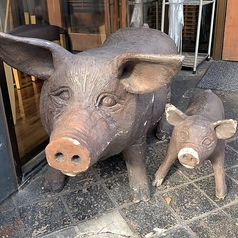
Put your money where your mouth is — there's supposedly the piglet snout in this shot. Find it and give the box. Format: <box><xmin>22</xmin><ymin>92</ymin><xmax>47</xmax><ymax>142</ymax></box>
<box><xmin>178</xmin><ymin>147</ymin><xmax>199</xmax><ymax>169</ymax></box>
<box><xmin>45</xmin><ymin>137</ymin><xmax>90</xmax><ymax>176</ymax></box>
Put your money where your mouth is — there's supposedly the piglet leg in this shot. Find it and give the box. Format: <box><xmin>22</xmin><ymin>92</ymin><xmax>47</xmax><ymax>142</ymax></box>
<box><xmin>122</xmin><ymin>138</ymin><xmax>150</xmax><ymax>203</ymax></box>
<box><xmin>42</xmin><ymin>166</ymin><xmax>66</xmax><ymax>192</ymax></box>
<box><xmin>209</xmin><ymin>140</ymin><xmax>227</xmax><ymax>200</ymax></box>
<box><xmin>152</xmin><ymin>138</ymin><xmax>177</xmax><ymax>186</ymax></box>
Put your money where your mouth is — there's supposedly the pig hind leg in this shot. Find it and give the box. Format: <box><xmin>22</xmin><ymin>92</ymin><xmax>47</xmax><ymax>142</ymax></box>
<box><xmin>122</xmin><ymin>139</ymin><xmax>150</xmax><ymax>203</ymax></box>
<box><xmin>42</xmin><ymin>166</ymin><xmax>66</xmax><ymax>192</ymax></box>
<box><xmin>156</xmin><ymin>112</ymin><xmax>173</xmax><ymax>141</ymax></box>
<box><xmin>156</xmin><ymin>84</ymin><xmax>173</xmax><ymax>141</ymax></box>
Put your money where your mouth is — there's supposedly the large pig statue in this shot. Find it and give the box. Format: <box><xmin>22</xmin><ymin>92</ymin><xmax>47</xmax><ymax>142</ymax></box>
<box><xmin>0</xmin><ymin>26</ymin><xmax>183</xmax><ymax>202</ymax></box>
<box><xmin>153</xmin><ymin>90</ymin><xmax>237</xmax><ymax>199</ymax></box>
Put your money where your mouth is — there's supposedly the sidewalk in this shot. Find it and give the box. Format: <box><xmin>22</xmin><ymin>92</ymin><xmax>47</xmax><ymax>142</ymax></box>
<box><xmin>1</xmin><ymin>60</ymin><xmax>238</xmax><ymax>238</ymax></box>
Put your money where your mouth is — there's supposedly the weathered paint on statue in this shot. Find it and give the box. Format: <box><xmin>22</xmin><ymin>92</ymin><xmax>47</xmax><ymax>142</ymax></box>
<box><xmin>153</xmin><ymin>90</ymin><xmax>237</xmax><ymax>199</ymax></box>
<box><xmin>0</xmin><ymin>26</ymin><xmax>183</xmax><ymax>202</ymax></box>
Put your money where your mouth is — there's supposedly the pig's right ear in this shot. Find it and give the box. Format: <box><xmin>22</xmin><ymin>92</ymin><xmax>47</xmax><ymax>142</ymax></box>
<box><xmin>111</xmin><ymin>53</ymin><xmax>184</xmax><ymax>94</ymax></box>
<box><xmin>165</xmin><ymin>103</ymin><xmax>187</xmax><ymax>126</ymax></box>
<box><xmin>0</xmin><ymin>32</ymin><xmax>72</xmax><ymax>80</ymax></box>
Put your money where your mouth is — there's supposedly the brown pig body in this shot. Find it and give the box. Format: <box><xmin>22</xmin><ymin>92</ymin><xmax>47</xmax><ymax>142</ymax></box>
<box><xmin>0</xmin><ymin>26</ymin><xmax>183</xmax><ymax>202</ymax></box>
<box><xmin>153</xmin><ymin>90</ymin><xmax>237</xmax><ymax>199</ymax></box>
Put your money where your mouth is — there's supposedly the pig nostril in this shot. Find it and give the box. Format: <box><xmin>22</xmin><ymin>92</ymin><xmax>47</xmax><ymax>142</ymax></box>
<box><xmin>190</xmin><ymin>157</ymin><xmax>194</xmax><ymax>162</ymax></box>
<box><xmin>71</xmin><ymin>155</ymin><xmax>81</xmax><ymax>164</ymax></box>
<box><xmin>183</xmin><ymin>155</ymin><xmax>187</xmax><ymax>160</ymax></box>
<box><xmin>55</xmin><ymin>152</ymin><xmax>64</xmax><ymax>162</ymax></box>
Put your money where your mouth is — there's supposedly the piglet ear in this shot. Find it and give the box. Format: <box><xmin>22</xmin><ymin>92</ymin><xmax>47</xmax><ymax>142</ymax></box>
<box><xmin>0</xmin><ymin>32</ymin><xmax>72</xmax><ymax>80</ymax></box>
<box><xmin>212</xmin><ymin>119</ymin><xmax>237</xmax><ymax>139</ymax></box>
<box><xmin>165</xmin><ymin>103</ymin><xmax>187</xmax><ymax>126</ymax></box>
<box><xmin>111</xmin><ymin>53</ymin><xmax>184</xmax><ymax>94</ymax></box>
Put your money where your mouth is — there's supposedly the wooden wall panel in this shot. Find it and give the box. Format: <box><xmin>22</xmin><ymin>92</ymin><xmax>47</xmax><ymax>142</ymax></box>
<box><xmin>222</xmin><ymin>0</ymin><xmax>238</xmax><ymax>61</ymax></box>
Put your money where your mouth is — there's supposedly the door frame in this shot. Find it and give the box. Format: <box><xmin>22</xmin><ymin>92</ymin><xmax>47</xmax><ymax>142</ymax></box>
<box><xmin>212</xmin><ymin>0</ymin><xmax>227</xmax><ymax>60</ymax></box>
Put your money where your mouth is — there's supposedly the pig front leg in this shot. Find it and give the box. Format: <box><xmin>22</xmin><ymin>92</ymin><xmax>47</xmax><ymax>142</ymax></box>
<box><xmin>209</xmin><ymin>140</ymin><xmax>227</xmax><ymax>200</ymax></box>
<box><xmin>152</xmin><ymin>138</ymin><xmax>177</xmax><ymax>186</ymax></box>
<box><xmin>122</xmin><ymin>139</ymin><xmax>150</xmax><ymax>203</ymax></box>
<box><xmin>42</xmin><ymin>166</ymin><xmax>66</xmax><ymax>192</ymax></box>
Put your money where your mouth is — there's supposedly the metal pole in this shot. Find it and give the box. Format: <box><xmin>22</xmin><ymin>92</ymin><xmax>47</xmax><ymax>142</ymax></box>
<box><xmin>161</xmin><ymin>0</ymin><xmax>165</xmax><ymax>32</ymax></box>
<box><xmin>207</xmin><ymin>0</ymin><xmax>216</xmax><ymax>59</ymax></box>
<box><xmin>193</xmin><ymin>0</ymin><xmax>203</xmax><ymax>74</ymax></box>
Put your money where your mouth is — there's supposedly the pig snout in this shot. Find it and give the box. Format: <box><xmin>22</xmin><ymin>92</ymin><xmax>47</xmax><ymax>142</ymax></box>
<box><xmin>45</xmin><ymin>137</ymin><xmax>90</xmax><ymax>177</ymax></box>
<box><xmin>178</xmin><ymin>148</ymin><xmax>200</xmax><ymax>169</ymax></box>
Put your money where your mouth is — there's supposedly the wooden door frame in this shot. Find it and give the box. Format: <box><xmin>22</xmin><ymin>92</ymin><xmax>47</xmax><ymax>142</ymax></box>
<box><xmin>212</xmin><ymin>0</ymin><xmax>227</xmax><ymax>60</ymax></box>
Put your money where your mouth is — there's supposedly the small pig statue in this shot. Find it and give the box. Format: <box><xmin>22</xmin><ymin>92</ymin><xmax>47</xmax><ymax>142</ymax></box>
<box><xmin>0</xmin><ymin>26</ymin><xmax>183</xmax><ymax>202</ymax></box>
<box><xmin>153</xmin><ymin>90</ymin><xmax>237</xmax><ymax>199</ymax></box>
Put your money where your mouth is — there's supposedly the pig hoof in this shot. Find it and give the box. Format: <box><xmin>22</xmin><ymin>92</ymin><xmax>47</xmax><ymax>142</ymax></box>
<box><xmin>42</xmin><ymin>179</ymin><xmax>65</xmax><ymax>192</ymax></box>
<box><xmin>215</xmin><ymin>192</ymin><xmax>227</xmax><ymax>200</ymax></box>
<box><xmin>131</xmin><ymin>188</ymin><xmax>150</xmax><ymax>203</ymax></box>
<box><xmin>152</xmin><ymin>178</ymin><xmax>164</xmax><ymax>187</ymax></box>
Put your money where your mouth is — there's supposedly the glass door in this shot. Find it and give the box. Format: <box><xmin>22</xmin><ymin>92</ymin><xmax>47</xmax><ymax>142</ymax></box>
<box><xmin>0</xmin><ymin>0</ymin><xmax>49</xmax><ymax>166</ymax></box>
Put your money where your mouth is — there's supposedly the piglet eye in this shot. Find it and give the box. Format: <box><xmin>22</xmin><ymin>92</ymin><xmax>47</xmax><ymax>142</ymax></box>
<box><xmin>100</xmin><ymin>95</ymin><xmax>117</xmax><ymax>107</ymax></box>
<box><xmin>202</xmin><ymin>137</ymin><xmax>213</xmax><ymax>147</ymax></box>
<box><xmin>58</xmin><ymin>90</ymin><xmax>70</xmax><ymax>100</ymax></box>
<box><xmin>177</xmin><ymin>130</ymin><xmax>188</xmax><ymax>140</ymax></box>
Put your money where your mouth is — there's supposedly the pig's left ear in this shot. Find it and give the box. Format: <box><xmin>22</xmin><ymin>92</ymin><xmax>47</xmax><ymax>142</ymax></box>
<box><xmin>165</xmin><ymin>103</ymin><xmax>188</xmax><ymax>126</ymax></box>
<box><xmin>212</xmin><ymin>119</ymin><xmax>237</xmax><ymax>139</ymax></box>
<box><xmin>111</xmin><ymin>53</ymin><xmax>184</xmax><ymax>94</ymax></box>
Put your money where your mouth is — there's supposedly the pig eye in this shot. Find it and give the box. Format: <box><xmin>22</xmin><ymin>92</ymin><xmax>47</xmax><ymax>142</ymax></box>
<box><xmin>50</xmin><ymin>87</ymin><xmax>71</xmax><ymax>102</ymax></box>
<box><xmin>177</xmin><ymin>130</ymin><xmax>188</xmax><ymax>140</ymax></box>
<box><xmin>99</xmin><ymin>95</ymin><xmax>117</xmax><ymax>107</ymax></box>
<box><xmin>202</xmin><ymin>137</ymin><xmax>213</xmax><ymax>147</ymax></box>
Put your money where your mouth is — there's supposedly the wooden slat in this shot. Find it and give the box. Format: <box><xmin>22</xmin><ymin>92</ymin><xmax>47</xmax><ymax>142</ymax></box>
<box><xmin>47</xmin><ymin>0</ymin><xmax>63</xmax><ymax>27</ymax></box>
<box><xmin>222</xmin><ymin>0</ymin><xmax>238</xmax><ymax>61</ymax></box>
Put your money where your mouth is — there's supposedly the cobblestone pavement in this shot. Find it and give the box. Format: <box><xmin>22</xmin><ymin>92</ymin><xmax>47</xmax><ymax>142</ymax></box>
<box><xmin>1</xmin><ymin>60</ymin><xmax>238</xmax><ymax>237</ymax></box>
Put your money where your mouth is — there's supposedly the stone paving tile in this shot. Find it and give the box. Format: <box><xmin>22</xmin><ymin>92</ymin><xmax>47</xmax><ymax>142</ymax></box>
<box><xmin>121</xmin><ymin>196</ymin><xmax>179</xmax><ymax>237</ymax></box>
<box><xmin>160</xmin><ymin>183</ymin><xmax>217</xmax><ymax>221</ymax></box>
<box><xmin>194</xmin><ymin>175</ymin><xmax>238</xmax><ymax>206</ymax></box>
<box><xmin>0</xmin><ymin>209</ymin><xmax>25</xmax><ymax>238</ymax></box>
<box><xmin>187</xmin><ymin>210</ymin><xmax>238</xmax><ymax>238</ymax></box>
<box><xmin>0</xmin><ymin>196</ymin><xmax>15</xmax><ymax>212</ymax></box>
<box><xmin>39</xmin><ymin>226</ymin><xmax>77</xmax><ymax>238</ymax></box>
<box><xmin>94</xmin><ymin>154</ymin><xmax>127</xmax><ymax>179</ymax></box>
<box><xmin>146</xmin><ymin>143</ymin><xmax>170</xmax><ymax>175</ymax></box>
<box><xmin>155</xmin><ymin>226</ymin><xmax>196</xmax><ymax>238</ymax></box>
<box><xmin>62</xmin><ymin>168</ymin><xmax>98</xmax><ymax>192</ymax></box>
<box><xmin>104</xmin><ymin>173</ymin><xmax>132</xmax><ymax>206</ymax></box>
<box><xmin>227</xmin><ymin>139</ymin><xmax>238</xmax><ymax>152</ymax></box>
<box><xmin>146</xmin><ymin>139</ymin><xmax>169</xmax><ymax>163</ymax></box>
<box><xmin>152</xmin><ymin>165</ymin><xmax>190</xmax><ymax>192</ymax></box>
<box><xmin>76</xmin><ymin>210</ymin><xmax>139</xmax><ymax>237</ymax></box>
<box><xmin>13</xmin><ymin>175</ymin><xmax>59</xmax><ymax>206</ymax></box>
<box><xmin>223</xmin><ymin>202</ymin><xmax>238</xmax><ymax>224</ymax></box>
<box><xmin>18</xmin><ymin>197</ymin><xmax>72</xmax><ymax>237</ymax></box>
<box><xmin>215</xmin><ymin>90</ymin><xmax>238</xmax><ymax>119</ymax></box>
<box><xmin>174</xmin><ymin>159</ymin><xmax>214</xmax><ymax>181</ymax></box>
<box><xmin>62</xmin><ymin>183</ymin><xmax>115</xmax><ymax>223</ymax></box>
<box><xmin>224</xmin><ymin>146</ymin><xmax>238</xmax><ymax>169</ymax></box>
<box><xmin>226</xmin><ymin>166</ymin><xmax>238</xmax><ymax>182</ymax></box>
